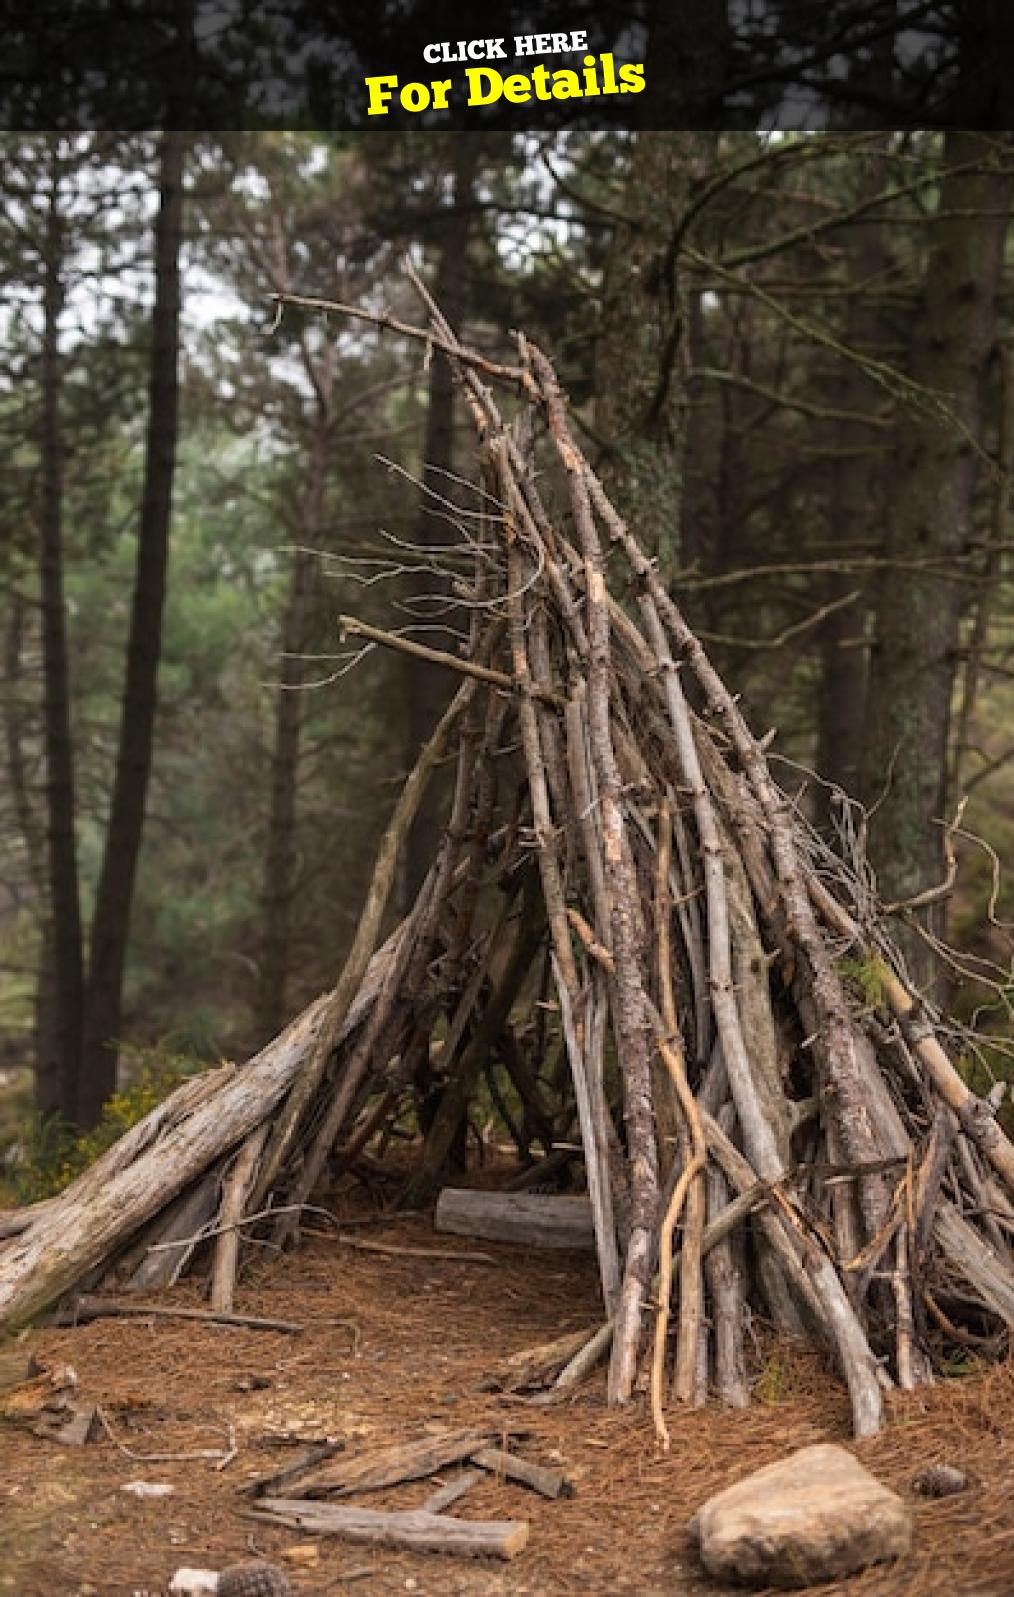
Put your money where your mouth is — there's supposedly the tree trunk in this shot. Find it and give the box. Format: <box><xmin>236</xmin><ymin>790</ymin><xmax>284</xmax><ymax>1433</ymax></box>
<box><xmin>594</xmin><ymin>133</ymin><xmax>716</xmax><ymax>577</ymax></box>
<box><xmin>36</xmin><ymin>146</ymin><xmax>85</xmax><ymax>1124</ymax></box>
<box><xmin>256</xmin><ymin>416</ymin><xmax>330</xmax><ymax>1043</ymax></box>
<box><xmin>816</xmin><ymin>148</ymin><xmax>891</xmax><ymax>806</ymax></box>
<box><xmin>78</xmin><ymin>132</ymin><xmax>185</xmax><ymax>1125</ymax></box>
<box><xmin>401</xmin><ymin>140</ymin><xmax>478</xmax><ymax>908</ymax></box>
<box><xmin>861</xmin><ymin>132</ymin><xmax>1013</xmax><ymax>974</ymax></box>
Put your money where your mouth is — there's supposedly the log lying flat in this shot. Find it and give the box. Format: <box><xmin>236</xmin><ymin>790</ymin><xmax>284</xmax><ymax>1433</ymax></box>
<box><xmin>434</xmin><ymin>1189</ymin><xmax>594</xmax><ymax>1251</ymax></box>
<box><xmin>295</xmin><ymin>1428</ymin><xmax>494</xmax><ymax>1497</ymax></box>
<box><xmin>250</xmin><ymin>1498</ymin><xmax>530</xmax><ymax>1560</ymax></box>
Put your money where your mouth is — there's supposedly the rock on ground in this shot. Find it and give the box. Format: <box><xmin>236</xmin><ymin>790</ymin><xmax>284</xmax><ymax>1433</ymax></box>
<box><xmin>688</xmin><ymin>1442</ymin><xmax>912</xmax><ymax>1589</ymax></box>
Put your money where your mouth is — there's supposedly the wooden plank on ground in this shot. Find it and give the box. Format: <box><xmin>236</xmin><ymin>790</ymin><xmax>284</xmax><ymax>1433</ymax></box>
<box><xmin>434</xmin><ymin>1189</ymin><xmax>594</xmax><ymax>1250</ymax></box>
<box><xmin>250</xmin><ymin>1498</ymin><xmax>529</xmax><ymax>1559</ymax></box>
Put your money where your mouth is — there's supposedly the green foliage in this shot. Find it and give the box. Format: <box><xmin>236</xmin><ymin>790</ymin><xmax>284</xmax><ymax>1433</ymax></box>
<box><xmin>837</xmin><ymin>955</ymin><xmax>889</xmax><ymax>1013</ymax></box>
<box><xmin>0</xmin><ymin>1043</ymin><xmax>206</xmax><ymax>1202</ymax></box>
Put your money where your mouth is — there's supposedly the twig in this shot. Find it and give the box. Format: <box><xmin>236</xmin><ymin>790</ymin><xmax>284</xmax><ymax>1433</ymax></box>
<box><xmin>96</xmin><ymin>1405</ymin><xmax>238</xmax><ymax>1467</ymax></box>
<box><xmin>332</xmin><ymin>1235</ymin><xmax>497</xmax><ymax>1264</ymax></box>
<box><xmin>269</xmin><ymin>290</ymin><xmax>535</xmax><ymax>392</ymax></box>
<box><xmin>338</xmin><ymin>614</ymin><xmax>563</xmax><ymax>707</ymax></box>
<box><xmin>60</xmin><ymin>1296</ymin><xmax>303</xmax><ymax>1334</ymax></box>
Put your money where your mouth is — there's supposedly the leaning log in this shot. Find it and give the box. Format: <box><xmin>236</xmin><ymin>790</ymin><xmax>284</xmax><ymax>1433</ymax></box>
<box><xmin>0</xmin><ymin>994</ymin><xmax>335</xmax><ymax>1328</ymax></box>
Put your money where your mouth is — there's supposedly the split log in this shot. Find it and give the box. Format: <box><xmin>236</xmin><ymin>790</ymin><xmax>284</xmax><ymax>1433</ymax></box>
<box><xmin>249</xmin><ymin>1498</ymin><xmax>529</xmax><ymax>1560</ymax></box>
<box><xmin>434</xmin><ymin>1189</ymin><xmax>594</xmax><ymax>1250</ymax></box>
<box><xmin>294</xmin><ymin>1429</ymin><xmax>495</xmax><ymax>1498</ymax></box>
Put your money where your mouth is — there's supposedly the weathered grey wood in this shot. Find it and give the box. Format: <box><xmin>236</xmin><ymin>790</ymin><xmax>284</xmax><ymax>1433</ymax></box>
<box><xmin>0</xmin><ymin>994</ymin><xmax>334</xmax><ymax>1329</ymax></box>
<box><xmin>935</xmin><ymin>1206</ymin><xmax>1014</xmax><ymax>1326</ymax></box>
<box><xmin>434</xmin><ymin>1188</ymin><xmax>594</xmax><ymax>1251</ymax></box>
<box><xmin>551</xmin><ymin>1320</ymin><xmax>613</xmax><ymax>1393</ymax></box>
<box><xmin>471</xmin><ymin>1445</ymin><xmax>572</xmax><ymax>1499</ymax></box>
<box><xmin>210</xmin><ymin>1124</ymin><xmax>268</xmax><ymax>1312</ymax></box>
<box><xmin>126</xmin><ymin>1169</ymin><xmax>222</xmax><ymax>1292</ymax></box>
<box><xmin>704</xmin><ymin>1152</ymin><xmax>750</xmax><ymax>1409</ymax></box>
<box><xmin>250</xmin><ymin>1498</ymin><xmax>529</xmax><ymax>1559</ymax></box>
<box><xmin>422</xmin><ymin>1469</ymin><xmax>485</xmax><ymax>1513</ymax></box>
<box><xmin>296</xmin><ymin>1429</ymin><xmax>494</xmax><ymax>1497</ymax></box>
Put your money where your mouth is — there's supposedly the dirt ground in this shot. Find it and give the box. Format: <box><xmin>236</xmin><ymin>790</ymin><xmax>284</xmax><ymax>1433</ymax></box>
<box><xmin>3</xmin><ymin>1205</ymin><xmax>1014</xmax><ymax>1597</ymax></box>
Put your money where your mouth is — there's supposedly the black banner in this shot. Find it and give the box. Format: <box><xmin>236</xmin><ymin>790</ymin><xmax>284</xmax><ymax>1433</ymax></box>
<box><xmin>1</xmin><ymin>1</ymin><xmax>1011</xmax><ymax>131</ymax></box>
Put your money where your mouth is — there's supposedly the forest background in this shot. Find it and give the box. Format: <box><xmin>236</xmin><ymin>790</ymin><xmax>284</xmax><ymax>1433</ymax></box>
<box><xmin>2</xmin><ymin>129</ymin><xmax>1013</xmax><ymax>1179</ymax></box>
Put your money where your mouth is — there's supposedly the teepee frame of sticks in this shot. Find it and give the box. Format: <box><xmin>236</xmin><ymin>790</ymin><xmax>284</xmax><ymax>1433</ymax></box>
<box><xmin>3</xmin><ymin>269</ymin><xmax>1013</xmax><ymax>1444</ymax></box>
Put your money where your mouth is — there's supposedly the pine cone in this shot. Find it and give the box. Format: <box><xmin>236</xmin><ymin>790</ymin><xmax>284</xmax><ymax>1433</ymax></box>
<box><xmin>216</xmin><ymin>1563</ymin><xmax>292</xmax><ymax>1597</ymax></box>
<box><xmin>912</xmin><ymin>1463</ymin><xmax>968</xmax><ymax>1498</ymax></box>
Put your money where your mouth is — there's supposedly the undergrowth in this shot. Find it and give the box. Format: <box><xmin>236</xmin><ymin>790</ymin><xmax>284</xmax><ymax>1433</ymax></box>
<box><xmin>0</xmin><ymin>1041</ymin><xmax>206</xmax><ymax>1204</ymax></box>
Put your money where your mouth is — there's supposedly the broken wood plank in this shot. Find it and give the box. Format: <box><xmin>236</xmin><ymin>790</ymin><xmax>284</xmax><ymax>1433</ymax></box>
<box><xmin>434</xmin><ymin>1188</ymin><xmax>594</xmax><ymax>1251</ymax></box>
<box><xmin>471</xmin><ymin>1445</ymin><xmax>572</xmax><ymax>1499</ymax></box>
<box><xmin>295</xmin><ymin>1429</ymin><xmax>494</xmax><ymax>1497</ymax></box>
<box><xmin>240</xmin><ymin>1438</ymin><xmax>346</xmax><ymax>1498</ymax></box>
<box><xmin>422</xmin><ymin>1469</ymin><xmax>485</xmax><ymax>1513</ymax></box>
<box><xmin>54</xmin><ymin>1295</ymin><xmax>302</xmax><ymax>1335</ymax></box>
<box><xmin>250</xmin><ymin>1498</ymin><xmax>529</xmax><ymax>1560</ymax></box>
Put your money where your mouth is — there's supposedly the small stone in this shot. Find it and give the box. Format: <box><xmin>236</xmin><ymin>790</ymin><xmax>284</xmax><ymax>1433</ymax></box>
<box><xmin>689</xmin><ymin>1443</ymin><xmax>912</xmax><ymax>1589</ymax></box>
<box><xmin>912</xmin><ymin>1464</ymin><xmax>968</xmax><ymax>1498</ymax></box>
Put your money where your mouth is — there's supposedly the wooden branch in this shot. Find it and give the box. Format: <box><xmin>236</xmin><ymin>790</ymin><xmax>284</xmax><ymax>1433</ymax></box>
<box><xmin>55</xmin><ymin>1295</ymin><xmax>303</xmax><ymax>1334</ymax></box>
<box><xmin>471</xmin><ymin>1445</ymin><xmax>572</xmax><ymax>1499</ymax></box>
<box><xmin>653</xmin><ymin>795</ymin><xmax>707</xmax><ymax>1428</ymax></box>
<box><xmin>339</xmin><ymin>614</ymin><xmax>563</xmax><ymax>709</ymax></box>
<box><xmin>333</xmin><ymin>1234</ymin><xmax>496</xmax><ymax>1265</ymax></box>
<box><xmin>552</xmin><ymin>1320</ymin><xmax>613</xmax><ymax>1391</ymax></box>
<box><xmin>249</xmin><ymin>1498</ymin><xmax>530</xmax><ymax>1560</ymax></box>
<box><xmin>269</xmin><ymin>290</ymin><xmax>534</xmax><ymax>394</ymax></box>
<box><xmin>210</xmin><ymin>1125</ymin><xmax>268</xmax><ymax>1314</ymax></box>
<box><xmin>0</xmin><ymin>994</ymin><xmax>335</xmax><ymax>1330</ymax></box>
<box><xmin>881</xmin><ymin>798</ymin><xmax>967</xmax><ymax>914</ymax></box>
<box><xmin>809</xmin><ymin>875</ymin><xmax>1014</xmax><ymax>1195</ymax></box>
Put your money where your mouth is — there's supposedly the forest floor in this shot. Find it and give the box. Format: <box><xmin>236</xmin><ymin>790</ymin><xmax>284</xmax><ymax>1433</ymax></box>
<box><xmin>3</xmin><ymin>1190</ymin><xmax>1014</xmax><ymax>1597</ymax></box>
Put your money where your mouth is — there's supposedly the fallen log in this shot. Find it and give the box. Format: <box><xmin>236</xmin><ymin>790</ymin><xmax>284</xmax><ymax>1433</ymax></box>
<box><xmin>294</xmin><ymin>1428</ymin><xmax>495</xmax><ymax>1498</ymax></box>
<box><xmin>249</xmin><ymin>1498</ymin><xmax>530</xmax><ymax>1559</ymax></box>
<box><xmin>434</xmin><ymin>1188</ymin><xmax>594</xmax><ymax>1251</ymax></box>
